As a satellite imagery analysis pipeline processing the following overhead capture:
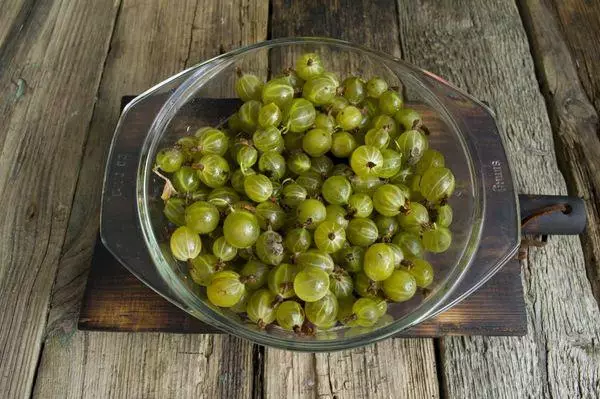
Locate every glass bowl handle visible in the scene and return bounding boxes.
[418,72,522,315]
[100,92,192,310]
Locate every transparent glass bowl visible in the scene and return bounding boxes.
[103,38,520,351]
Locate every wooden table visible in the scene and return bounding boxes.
[1,0,599,398]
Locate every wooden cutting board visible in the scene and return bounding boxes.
[78,237,527,337]
[78,95,527,337]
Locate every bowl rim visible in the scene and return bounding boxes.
[136,36,485,351]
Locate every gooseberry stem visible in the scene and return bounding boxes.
[152,167,178,201]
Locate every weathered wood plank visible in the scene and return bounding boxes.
[397,0,600,398]
[264,351,317,399]
[0,0,35,50]
[0,0,121,397]
[264,340,439,399]
[519,0,600,305]
[34,333,254,399]
[315,340,439,399]
[32,0,269,398]
[549,0,600,113]
[265,1,440,398]
[44,0,201,340]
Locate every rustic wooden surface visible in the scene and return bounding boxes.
[397,0,600,398]
[0,0,121,397]
[0,0,598,398]
[520,0,600,305]
[31,0,268,398]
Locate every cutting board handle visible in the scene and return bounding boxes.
[518,194,586,235]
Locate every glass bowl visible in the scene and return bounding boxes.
[103,38,520,351]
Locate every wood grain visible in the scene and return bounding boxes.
[34,333,253,399]
[44,0,200,341]
[550,0,600,113]
[0,0,35,51]
[397,0,600,397]
[0,0,121,397]
[266,1,440,398]
[33,0,269,398]
[519,0,600,305]
[264,341,439,399]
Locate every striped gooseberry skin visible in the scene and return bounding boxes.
[296,198,327,230]
[422,226,453,253]
[253,126,284,153]
[414,148,445,175]
[286,98,316,133]
[346,217,378,247]
[371,114,399,139]
[397,202,430,235]
[394,129,429,165]
[235,73,263,101]
[276,300,305,331]
[281,183,307,208]
[321,175,352,205]
[262,80,294,109]
[303,75,338,106]
[258,151,286,181]
[244,174,273,203]
[314,220,347,254]
[223,210,260,249]
[350,145,384,178]
[382,269,417,302]
[392,231,425,259]
[257,103,282,129]
[238,100,261,133]
[268,263,299,299]
[246,289,278,326]
[347,193,373,218]
[170,226,202,261]
[295,52,325,81]
[305,291,338,328]
[302,128,332,157]
[379,149,403,178]
[197,128,229,156]
[295,248,335,273]
[189,253,219,286]
[284,227,312,253]
[419,167,456,203]
[184,200,220,234]
[372,184,408,217]
[378,89,404,115]
[212,236,237,262]
[296,170,323,197]
[365,127,390,150]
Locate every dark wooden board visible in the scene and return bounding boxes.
[79,238,526,337]
[80,89,526,338]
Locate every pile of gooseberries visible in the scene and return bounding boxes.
[155,53,455,335]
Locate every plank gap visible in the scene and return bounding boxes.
[266,0,273,40]
[252,344,265,399]
[28,339,45,399]
[433,339,447,399]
